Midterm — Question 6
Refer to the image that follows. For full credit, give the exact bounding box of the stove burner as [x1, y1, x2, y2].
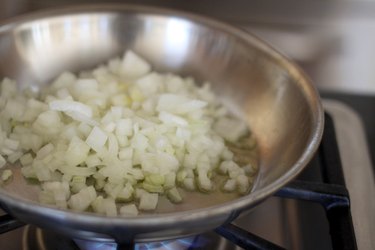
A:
[21, 224, 237, 250]
[74, 236, 207, 250]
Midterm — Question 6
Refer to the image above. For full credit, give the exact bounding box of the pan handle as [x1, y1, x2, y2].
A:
[0, 214, 26, 234]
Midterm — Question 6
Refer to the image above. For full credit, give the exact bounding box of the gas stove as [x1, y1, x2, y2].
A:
[1, 100, 373, 249]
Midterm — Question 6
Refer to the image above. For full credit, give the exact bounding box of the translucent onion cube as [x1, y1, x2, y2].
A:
[32, 110, 62, 135]
[139, 192, 158, 211]
[19, 153, 33, 166]
[135, 73, 163, 97]
[49, 100, 93, 118]
[104, 198, 117, 216]
[131, 133, 148, 151]
[121, 50, 151, 78]
[183, 178, 196, 191]
[36, 143, 54, 160]
[86, 126, 108, 152]
[116, 119, 133, 136]
[118, 148, 133, 160]
[73, 79, 98, 96]
[7, 151, 23, 163]
[66, 137, 90, 166]
[120, 204, 138, 216]
[223, 179, 236, 192]
[167, 187, 182, 203]
[51, 72, 76, 90]
[197, 170, 212, 192]
[68, 186, 97, 211]
[91, 196, 105, 214]
[1, 169, 12, 181]
[116, 183, 134, 202]
[158, 111, 188, 127]
[236, 175, 250, 194]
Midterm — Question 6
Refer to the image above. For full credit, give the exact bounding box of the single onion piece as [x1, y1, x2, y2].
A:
[86, 126, 108, 152]
[49, 100, 93, 118]
[121, 50, 151, 79]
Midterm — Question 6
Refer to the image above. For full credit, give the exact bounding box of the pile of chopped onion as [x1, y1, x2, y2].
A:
[0, 50, 257, 216]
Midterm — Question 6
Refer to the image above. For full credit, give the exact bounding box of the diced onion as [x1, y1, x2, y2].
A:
[85, 126, 108, 152]
[49, 100, 93, 118]
[1, 169, 12, 181]
[139, 192, 158, 210]
[0, 50, 257, 216]
[120, 204, 139, 216]
[121, 50, 151, 79]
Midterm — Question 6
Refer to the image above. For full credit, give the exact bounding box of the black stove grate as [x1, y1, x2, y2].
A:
[216, 114, 357, 250]
[0, 114, 358, 250]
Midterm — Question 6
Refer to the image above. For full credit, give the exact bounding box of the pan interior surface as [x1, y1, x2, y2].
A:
[0, 5, 323, 242]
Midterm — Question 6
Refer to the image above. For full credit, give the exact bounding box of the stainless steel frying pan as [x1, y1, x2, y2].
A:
[0, 4, 324, 244]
